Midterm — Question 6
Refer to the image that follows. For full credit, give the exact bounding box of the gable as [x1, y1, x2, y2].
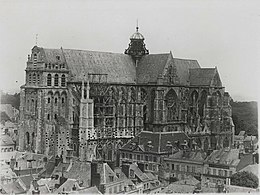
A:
[211, 70, 222, 87]
[136, 53, 170, 84]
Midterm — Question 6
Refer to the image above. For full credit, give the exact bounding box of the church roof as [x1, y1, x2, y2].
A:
[39, 46, 221, 87]
[42, 48, 136, 84]
[189, 68, 218, 86]
[137, 53, 200, 85]
[137, 53, 170, 83]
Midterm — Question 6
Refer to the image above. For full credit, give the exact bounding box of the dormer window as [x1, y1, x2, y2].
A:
[56, 55, 61, 61]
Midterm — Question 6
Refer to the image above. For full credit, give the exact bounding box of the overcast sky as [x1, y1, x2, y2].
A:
[0, 0, 259, 101]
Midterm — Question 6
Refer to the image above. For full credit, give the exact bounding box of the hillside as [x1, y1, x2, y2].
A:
[231, 101, 258, 136]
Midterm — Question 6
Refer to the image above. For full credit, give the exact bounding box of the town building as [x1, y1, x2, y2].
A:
[18, 26, 234, 163]
[119, 131, 190, 174]
[202, 148, 241, 185]
[162, 148, 207, 182]
[91, 162, 143, 194]
[0, 134, 15, 152]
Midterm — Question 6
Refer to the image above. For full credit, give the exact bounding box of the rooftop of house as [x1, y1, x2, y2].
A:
[239, 164, 259, 176]
[53, 178, 79, 194]
[18, 174, 38, 190]
[0, 134, 15, 146]
[205, 148, 240, 167]
[164, 149, 207, 163]
[121, 131, 190, 154]
[70, 186, 102, 194]
[0, 104, 19, 121]
[244, 135, 258, 143]
[0, 181, 26, 194]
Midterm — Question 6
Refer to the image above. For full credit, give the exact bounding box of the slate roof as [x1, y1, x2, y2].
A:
[0, 104, 18, 120]
[189, 68, 218, 86]
[121, 131, 190, 154]
[1, 181, 26, 194]
[239, 164, 259, 176]
[174, 58, 200, 85]
[129, 163, 150, 182]
[18, 174, 37, 190]
[42, 48, 136, 84]
[137, 53, 170, 83]
[137, 53, 200, 85]
[205, 148, 240, 166]
[160, 182, 196, 193]
[38, 46, 209, 86]
[244, 135, 257, 142]
[54, 178, 78, 193]
[63, 161, 91, 187]
[0, 134, 14, 146]
[70, 186, 102, 194]
[166, 150, 207, 162]
[0, 111, 11, 122]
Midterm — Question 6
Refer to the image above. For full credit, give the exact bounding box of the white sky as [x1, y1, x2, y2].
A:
[0, 0, 259, 101]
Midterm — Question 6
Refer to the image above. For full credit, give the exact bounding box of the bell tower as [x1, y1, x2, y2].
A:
[125, 26, 149, 64]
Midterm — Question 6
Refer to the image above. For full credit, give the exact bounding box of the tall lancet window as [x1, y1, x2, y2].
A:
[166, 89, 178, 122]
[61, 74, 66, 87]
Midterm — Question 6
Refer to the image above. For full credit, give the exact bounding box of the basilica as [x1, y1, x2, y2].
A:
[19, 26, 234, 163]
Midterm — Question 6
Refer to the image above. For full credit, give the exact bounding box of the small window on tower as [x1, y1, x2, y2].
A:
[54, 74, 59, 86]
[47, 114, 50, 120]
[47, 74, 52, 86]
[33, 73, 36, 83]
[56, 55, 60, 61]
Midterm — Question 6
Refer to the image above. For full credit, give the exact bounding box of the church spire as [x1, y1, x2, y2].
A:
[125, 25, 149, 64]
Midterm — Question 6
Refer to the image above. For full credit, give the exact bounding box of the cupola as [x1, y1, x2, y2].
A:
[125, 26, 149, 64]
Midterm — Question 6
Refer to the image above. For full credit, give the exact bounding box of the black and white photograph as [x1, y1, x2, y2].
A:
[0, 0, 259, 194]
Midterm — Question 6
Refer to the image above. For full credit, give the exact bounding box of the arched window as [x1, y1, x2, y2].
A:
[47, 114, 50, 120]
[54, 98, 58, 105]
[199, 90, 207, 118]
[61, 74, 66, 87]
[54, 74, 59, 86]
[47, 74, 52, 86]
[33, 73, 36, 83]
[165, 90, 178, 122]
[190, 90, 198, 106]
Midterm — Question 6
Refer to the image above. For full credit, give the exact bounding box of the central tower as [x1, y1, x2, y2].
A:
[125, 26, 149, 64]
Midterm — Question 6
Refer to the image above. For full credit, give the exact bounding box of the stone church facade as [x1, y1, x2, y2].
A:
[19, 27, 234, 162]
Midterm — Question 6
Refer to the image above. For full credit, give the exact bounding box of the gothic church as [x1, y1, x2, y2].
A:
[19, 27, 234, 162]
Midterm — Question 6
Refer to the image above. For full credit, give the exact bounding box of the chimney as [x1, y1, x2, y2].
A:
[122, 163, 130, 178]
[10, 158, 16, 170]
[59, 167, 67, 186]
[107, 161, 115, 171]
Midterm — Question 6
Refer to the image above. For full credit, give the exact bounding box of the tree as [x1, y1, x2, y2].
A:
[230, 171, 259, 189]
